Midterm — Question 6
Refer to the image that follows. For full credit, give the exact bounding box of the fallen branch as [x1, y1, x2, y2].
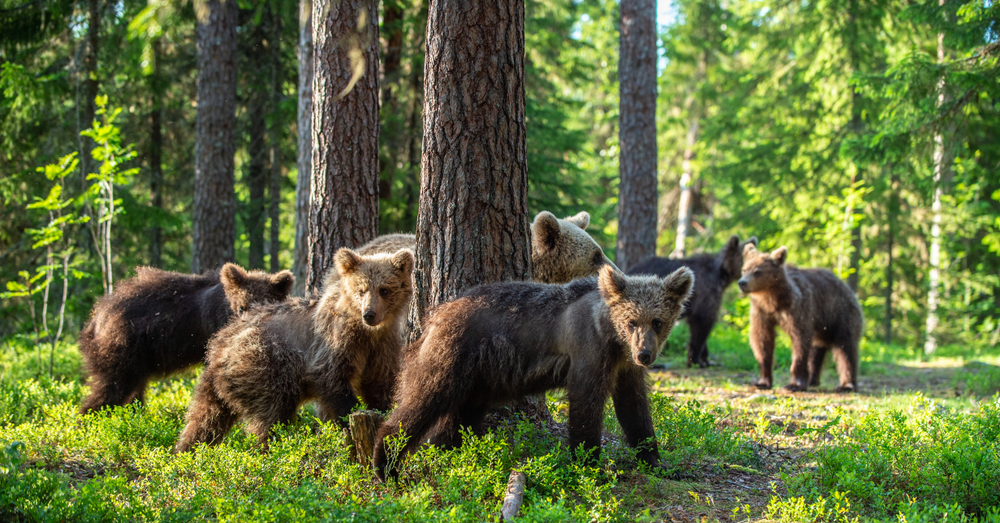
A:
[501, 470, 527, 521]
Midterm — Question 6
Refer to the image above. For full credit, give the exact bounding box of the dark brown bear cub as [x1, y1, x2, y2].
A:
[738, 244, 862, 392]
[174, 248, 413, 452]
[628, 235, 757, 367]
[372, 265, 695, 481]
[78, 264, 294, 414]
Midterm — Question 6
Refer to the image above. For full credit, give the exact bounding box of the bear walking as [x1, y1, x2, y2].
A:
[371, 265, 694, 480]
[78, 264, 294, 414]
[738, 245, 861, 392]
[174, 248, 414, 452]
[628, 235, 757, 367]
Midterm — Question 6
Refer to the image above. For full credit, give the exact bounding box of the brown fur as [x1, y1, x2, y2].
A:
[628, 235, 757, 367]
[78, 264, 294, 414]
[174, 249, 414, 452]
[350, 211, 615, 286]
[371, 265, 695, 480]
[738, 245, 862, 392]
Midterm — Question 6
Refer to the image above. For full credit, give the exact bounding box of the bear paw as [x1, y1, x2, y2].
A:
[834, 384, 856, 394]
[783, 383, 807, 392]
[753, 381, 772, 390]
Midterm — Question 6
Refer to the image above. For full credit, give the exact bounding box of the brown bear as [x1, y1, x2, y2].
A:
[628, 235, 757, 368]
[351, 211, 616, 285]
[738, 244, 861, 392]
[173, 248, 414, 452]
[371, 264, 695, 481]
[78, 264, 294, 414]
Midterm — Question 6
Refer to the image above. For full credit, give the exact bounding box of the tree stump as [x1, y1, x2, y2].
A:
[501, 470, 527, 521]
[346, 410, 383, 470]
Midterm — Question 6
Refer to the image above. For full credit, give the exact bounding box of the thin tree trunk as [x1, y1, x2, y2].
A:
[306, 0, 380, 294]
[192, 0, 239, 274]
[293, 0, 313, 295]
[149, 38, 164, 268]
[377, 1, 406, 206]
[846, 0, 864, 293]
[407, 0, 531, 342]
[80, 0, 100, 189]
[672, 114, 699, 259]
[617, 0, 658, 270]
[270, 5, 283, 274]
[925, 17, 946, 356]
[402, 5, 426, 233]
[885, 169, 898, 345]
[248, 72, 268, 270]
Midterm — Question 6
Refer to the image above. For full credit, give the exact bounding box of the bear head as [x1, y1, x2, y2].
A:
[719, 235, 759, 284]
[598, 264, 695, 367]
[220, 263, 295, 315]
[737, 244, 788, 294]
[532, 211, 618, 284]
[332, 248, 415, 328]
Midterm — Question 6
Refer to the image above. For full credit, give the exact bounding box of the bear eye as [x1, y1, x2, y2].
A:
[592, 251, 604, 266]
[652, 319, 663, 332]
[379, 287, 389, 297]
[627, 320, 637, 330]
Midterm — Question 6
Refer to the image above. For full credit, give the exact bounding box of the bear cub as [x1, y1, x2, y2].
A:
[628, 235, 757, 367]
[78, 264, 294, 414]
[738, 244, 862, 392]
[174, 248, 414, 452]
[372, 264, 695, 481]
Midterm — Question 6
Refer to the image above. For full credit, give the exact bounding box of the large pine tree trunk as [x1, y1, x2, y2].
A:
[408, 0, 531, 339]
[617, 0, 658, 270]
[306, 0, 380, 294]
[192, 0, 239, 274]
[149, 38, 164, 268]
[293, 0, 314, 295]
[269, 6, 283, 274]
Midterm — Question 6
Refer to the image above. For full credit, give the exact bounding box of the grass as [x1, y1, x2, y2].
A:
[1, 321, 999, 522]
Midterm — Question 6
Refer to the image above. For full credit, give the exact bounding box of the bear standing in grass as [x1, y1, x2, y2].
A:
[372, 265, 695, 480]
[628, 235, 757, 368]
[78, 264, 294, 414]
[738, 244, 861, 392]
[174, 248, 413, 452]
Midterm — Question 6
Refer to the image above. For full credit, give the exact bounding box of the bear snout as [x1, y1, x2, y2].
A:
[737, 278, 749, 292]
[362, 310, 378, 325]
[636, 351, 653, 366]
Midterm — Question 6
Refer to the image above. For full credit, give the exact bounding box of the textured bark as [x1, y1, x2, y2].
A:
[192, 0, 238, 274]
[270, 7, 283, 274]
[293, 0, 313, 295]
[616, 0, 657, 270]
[149, 38, 164, 268]
[80, 0, 100, 188]
[407, 0, 531, 341]
[306, 0, 380, 294]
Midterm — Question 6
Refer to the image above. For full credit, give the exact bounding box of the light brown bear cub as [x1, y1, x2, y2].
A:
[372, 265, 695, 480]
[738, 244, 862, 392]
[78, 264, 293, 414]
[174, 248, 414, 452]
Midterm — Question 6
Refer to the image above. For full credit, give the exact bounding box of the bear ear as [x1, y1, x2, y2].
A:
[564, 211, 590, 230]
[391, 249, 415, 275]
[270, 270, 295, 296]
[598, 264, 627, 299]
[743, 242, 758, 257]
[724, 235, 740, 255]
[531, 211, 561, 252]
[662, 267, 695, 302]
[771, 246, 788, 265]
[335, 248, 363, 276]
[745, 236, 759, 248]
[220, 263, 246, 287]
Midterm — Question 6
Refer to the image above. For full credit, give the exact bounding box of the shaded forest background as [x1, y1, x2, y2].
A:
[1, 0, 998, 351]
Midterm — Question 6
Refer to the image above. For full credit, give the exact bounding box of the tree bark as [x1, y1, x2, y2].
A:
[617, 0, 658, 270]
[306, 0, 381, 294]
[378, 0, 406, 205]
[149, 38, 164, 268]
[80, 0, 100, 189]
[846, 0, 864, 293]
[925, 23, 947, 356]
[192, 0, 239, 274]
[407, 0, 531, 340]
[270, 4, 284, 273]
[293, 0, 314, 295]
[248, 52, 269, 270]
[672, 114, 699, 259]
[885, 169, 898, 345]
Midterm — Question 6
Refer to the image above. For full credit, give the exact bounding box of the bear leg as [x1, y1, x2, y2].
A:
[373, 395, 451, 482]
[80, 372, 149, 414]
[831, 341, 859, 393]
[611, 366, 660, 467]
[686, 314, 716, 368]
[808, 345, 829, 388]
[175, 375, 239, 453]
[749, 309, 776, 389]
[784, 327, 813, 392]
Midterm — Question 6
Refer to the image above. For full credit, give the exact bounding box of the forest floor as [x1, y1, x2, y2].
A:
[0, 325, 998, 522]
